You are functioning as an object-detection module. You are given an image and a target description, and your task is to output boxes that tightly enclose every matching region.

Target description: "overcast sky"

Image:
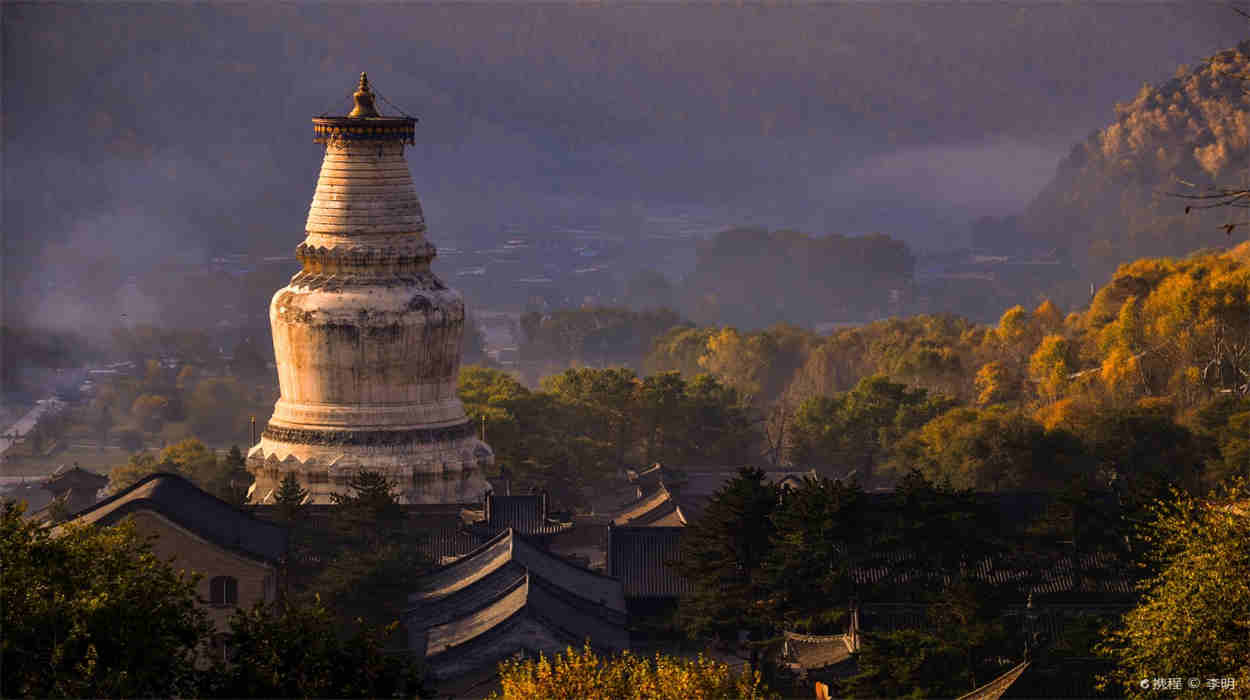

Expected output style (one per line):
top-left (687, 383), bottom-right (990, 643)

top-left (3, 2), bottom-right (1246, 298)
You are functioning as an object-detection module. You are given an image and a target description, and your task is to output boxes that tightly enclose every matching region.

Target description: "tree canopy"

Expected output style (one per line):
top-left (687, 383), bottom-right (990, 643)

top-left (1097, 479), bottom-right (1250, 698)
top-left (1, 502), bottom-right (210, 698)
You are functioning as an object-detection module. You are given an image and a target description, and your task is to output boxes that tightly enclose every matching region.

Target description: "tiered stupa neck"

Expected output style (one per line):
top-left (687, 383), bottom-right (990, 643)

top-left (302, 73), bottom-right (429, 281)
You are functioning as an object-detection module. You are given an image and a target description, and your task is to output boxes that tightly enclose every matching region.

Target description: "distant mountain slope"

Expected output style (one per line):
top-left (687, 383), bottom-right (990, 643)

top-left (1019, 41), bottom-right (1250, 300)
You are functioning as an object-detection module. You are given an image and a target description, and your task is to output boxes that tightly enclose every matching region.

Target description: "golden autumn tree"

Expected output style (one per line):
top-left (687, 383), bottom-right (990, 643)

top-left (698, 327), bottom-right (770, 398)
top-left (1033, 299), bottom-right (1064, 335)
top-left (974, 360), bottom-right (1016, 406)
top-left (490, 644), bottom-right (775, 700)
top-left (1029, 334), bottom-right (1079, 404)
top-left (990, 304), bottom-right (1038, 367)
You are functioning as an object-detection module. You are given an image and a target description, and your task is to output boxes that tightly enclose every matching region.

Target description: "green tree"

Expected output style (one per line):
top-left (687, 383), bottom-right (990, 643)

top-left (108, 451), bottom-right (170, 493)
top-left (329, 469), bottom-right (405, 541)
top-left (311, 470), bottom-right (432, 631)
top-left (202, 597), bottom-right (427, 699)
top-left (106, 439), bottom-right (247, 501)
top-left (763, 476), bottom-right (868, 633)
top-left (877, 471), bottom-right (1004, 592)
top-left (678, 374), bottom-right (757, 467)
top-left (840, 581), bottom-right (1012, 700)
top-left (892, 407), bottom-right (1080, 492)
top-left (789, 375), bottom-right (954, 483)
top-left (542, 367), bottom-right (640, 476)
top-left (1070, 404), bottom-right (1209, 501)
top-left (637, 371), bottom-right (689, 466)
top-left (839, 628), bottom-right (972, 699)
top-left (645, 326), bottom-right (716, 378)
top-left (1, 503), bottom-right (211, 698)
top-left (676, 468), bottom-right (779, 656)
top-left (273, 472), bottom-right (309, 522)
top-left (1096, 480), bottom-right (1250, 698)
top-left (218, 444), bottom-right (252, 505)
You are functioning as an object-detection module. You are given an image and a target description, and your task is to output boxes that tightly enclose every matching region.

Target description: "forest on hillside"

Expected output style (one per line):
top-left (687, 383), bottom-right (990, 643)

top-left (465, 242), bottom-right (1250, 508)
top-left (1018, 40), bottom-right (1250, 307)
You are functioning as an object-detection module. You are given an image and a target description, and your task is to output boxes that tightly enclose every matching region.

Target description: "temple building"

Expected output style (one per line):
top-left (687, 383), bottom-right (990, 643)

top-left (247, 74), bottom-right (492, 504)
top-left (59, 473), bottom-right (287, 631)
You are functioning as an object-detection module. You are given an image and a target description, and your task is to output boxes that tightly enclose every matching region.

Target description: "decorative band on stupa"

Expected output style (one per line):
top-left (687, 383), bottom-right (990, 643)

top-left (246, 72), bottom-right (493, 505)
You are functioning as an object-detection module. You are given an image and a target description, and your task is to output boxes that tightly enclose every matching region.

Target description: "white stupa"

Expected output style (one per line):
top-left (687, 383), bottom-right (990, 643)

top-left (247, 73), bottom-right (492, 504)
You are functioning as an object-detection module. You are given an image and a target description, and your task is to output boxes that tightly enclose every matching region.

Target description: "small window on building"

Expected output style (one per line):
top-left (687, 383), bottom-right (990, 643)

top-left (209, 576), bottom-right (238, 606)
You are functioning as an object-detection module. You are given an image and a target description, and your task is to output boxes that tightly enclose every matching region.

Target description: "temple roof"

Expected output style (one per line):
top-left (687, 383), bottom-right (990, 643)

top-left (474, 491), bottom-right (573, 536)
top-left (409, 527), bottom-right (625, 611)
top-left (777, 631), bottom-right (856, 671)
top-left (406, 528), bottom-right (628, 680)
top-left (62, 473), bottom-right (287, 564)
top-left (610, 483), bottom-right (688, 527)
top-left (621, 466), bottom-right (820, 524)
top-left (957, 661), bottom-right (1030, 700)
top-left (45, 464), bottom-right (108, 493)
top-left (846, 547), bottom-right (1136, 597)
top-left (606, 525), bottom-right (692, 598)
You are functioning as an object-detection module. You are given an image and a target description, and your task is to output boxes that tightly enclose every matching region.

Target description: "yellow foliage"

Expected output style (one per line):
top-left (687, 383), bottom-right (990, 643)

top-left (1135, 395), bottom-right (1176, 417)
top-left (974, 361), bottom-right (1014, 406)
top-left (490, 644), bottom-right (774, 700)
top-left (1100, 346), bottom-right (1142, 401)
top-left (996, 305), bottom-right (1032, 348)
top-left (1033, 299), bottom-right (1064, 333)
top-left (1029, 335), bottom-right (1077, 403)
top-left (697, 327), bottom-right (780, 399)
top-left (1034, 397), bottom-right (1087, 432)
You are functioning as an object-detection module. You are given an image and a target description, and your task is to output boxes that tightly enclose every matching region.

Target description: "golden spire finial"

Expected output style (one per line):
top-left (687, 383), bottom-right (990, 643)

top-left (348, 71), bottom-right (379, 118)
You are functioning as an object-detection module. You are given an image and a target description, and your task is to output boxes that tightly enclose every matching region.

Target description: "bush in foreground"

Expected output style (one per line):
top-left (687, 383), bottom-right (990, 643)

top-left (491, 643), bottom-right (775, 700)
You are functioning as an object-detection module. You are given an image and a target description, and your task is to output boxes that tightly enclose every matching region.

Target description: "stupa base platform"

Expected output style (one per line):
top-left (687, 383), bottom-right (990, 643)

top-left (246, 429), bottom-right (493, 505)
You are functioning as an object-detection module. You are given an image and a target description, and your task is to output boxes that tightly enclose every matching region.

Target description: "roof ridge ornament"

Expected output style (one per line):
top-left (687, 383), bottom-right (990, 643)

top-left (348, 72), bottom-right (380, 118)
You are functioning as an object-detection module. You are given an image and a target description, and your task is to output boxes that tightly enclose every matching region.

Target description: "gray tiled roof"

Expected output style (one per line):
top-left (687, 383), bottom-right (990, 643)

top-left (606, 525), bottom-right (692, 598)
top-left (63, 472), bottom-right (287, 564)
top-left (777, 631), bottom-right (855, 671)
top-left (848, 548), bottom-right (1136, 596)
top-left (957, 661), bottom-right (1030, 700)
top-left (611, 484), bottom-right (688, 527)
top-left (46, 465), bottom-right (108, 493)
top-left (406, 528), bottom-right (629, 681)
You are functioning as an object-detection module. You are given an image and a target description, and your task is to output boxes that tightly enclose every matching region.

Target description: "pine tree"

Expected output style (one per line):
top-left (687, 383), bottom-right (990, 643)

top-left (675, 467), bottom-right (779, 655)
top-left (220, 445), bottom-right (251, 505)
top-left (224, 445), bottom-right (245, 469)
top-left (273, 473), bottom-right (308, 522)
